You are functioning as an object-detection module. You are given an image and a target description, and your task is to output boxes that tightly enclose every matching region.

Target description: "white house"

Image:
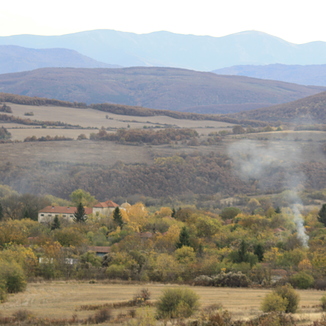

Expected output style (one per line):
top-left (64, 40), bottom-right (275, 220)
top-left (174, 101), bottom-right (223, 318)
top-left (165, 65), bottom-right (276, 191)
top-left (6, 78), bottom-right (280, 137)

top-left (38, 206), bottom-right (93, 223)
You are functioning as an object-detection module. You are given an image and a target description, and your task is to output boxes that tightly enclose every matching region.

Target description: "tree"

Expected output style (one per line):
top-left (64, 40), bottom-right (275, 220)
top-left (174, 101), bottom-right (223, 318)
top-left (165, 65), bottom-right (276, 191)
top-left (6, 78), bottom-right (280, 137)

top-left (318, 204), bottom-right (326, 226)
top-left (74, 203), bottom-right (87, 223)
top-left (0, 203), bottom-right (3, 221)
top-left (176, 226), bottom-right (191, 249)
top-left (51, 216), bottom-right (61, 230)
top-left (70, 189), bottom-right (96, 207)
top-left (113, 207), bottom-right (123, 228)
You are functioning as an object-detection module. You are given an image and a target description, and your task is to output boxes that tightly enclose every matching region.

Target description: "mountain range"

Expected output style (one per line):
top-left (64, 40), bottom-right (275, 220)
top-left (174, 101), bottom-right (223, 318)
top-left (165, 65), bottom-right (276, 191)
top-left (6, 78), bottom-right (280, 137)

top-left (0, 45), bottom-right (118, 74)
top-left (0, 67), bottom-right (324, 113)
top-left (1, 30), bottom-right (326, 71)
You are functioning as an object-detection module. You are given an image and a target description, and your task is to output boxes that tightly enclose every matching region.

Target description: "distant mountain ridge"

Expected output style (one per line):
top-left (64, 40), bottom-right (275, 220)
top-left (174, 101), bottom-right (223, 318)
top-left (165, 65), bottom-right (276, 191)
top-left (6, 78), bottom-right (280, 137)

top-left (213, 64), bottom-right (326, 87)
top-left (1, 30), bottom-right (326, 71)
top-left (0, 45), bottom-right (118, 74)
top-left (0, 67), bottom-right (324, 114)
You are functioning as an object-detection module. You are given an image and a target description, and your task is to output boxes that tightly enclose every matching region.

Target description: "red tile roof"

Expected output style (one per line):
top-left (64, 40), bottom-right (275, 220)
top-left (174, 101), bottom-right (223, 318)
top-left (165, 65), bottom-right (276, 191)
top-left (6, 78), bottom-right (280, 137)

top-left (93, 200), bottom-right (119, 208)
top-left (39, 206), bottom-right (92, 215)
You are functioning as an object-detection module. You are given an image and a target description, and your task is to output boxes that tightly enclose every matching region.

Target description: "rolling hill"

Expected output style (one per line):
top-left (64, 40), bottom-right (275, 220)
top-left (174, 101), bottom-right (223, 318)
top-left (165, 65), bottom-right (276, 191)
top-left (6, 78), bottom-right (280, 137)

top-left (0, 67), bottom-right (324, 114)
top-left (1, 30), bottom-right (326, 71)
top-left (213, 64), bottom-right (326, 87)
top-left (228, 91), bottom-right (326, 123)
top-left (0, 45), bottom-right (118, 74)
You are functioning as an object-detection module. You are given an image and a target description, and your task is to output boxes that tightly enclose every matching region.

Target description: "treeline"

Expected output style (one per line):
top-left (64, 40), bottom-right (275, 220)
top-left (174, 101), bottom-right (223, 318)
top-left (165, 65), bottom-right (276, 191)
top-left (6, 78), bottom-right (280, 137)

top-left (0, 92), bottom-right (86, 108)
top-left (0, 113), bottom-right (81, 128)
top-left (2, 152), bottom-right (326, 205)
top-left (89, 128), bottom-right (199, 144)
top-left (91, 103), bottom-right (269, 127)
top-left (24, 135), bottom-right (73, 142)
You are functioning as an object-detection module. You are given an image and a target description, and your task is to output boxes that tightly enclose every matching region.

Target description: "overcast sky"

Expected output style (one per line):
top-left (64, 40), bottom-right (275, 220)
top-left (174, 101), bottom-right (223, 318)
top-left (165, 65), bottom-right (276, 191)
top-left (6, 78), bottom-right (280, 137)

top-left (0, 0), bottom-right (324, 44)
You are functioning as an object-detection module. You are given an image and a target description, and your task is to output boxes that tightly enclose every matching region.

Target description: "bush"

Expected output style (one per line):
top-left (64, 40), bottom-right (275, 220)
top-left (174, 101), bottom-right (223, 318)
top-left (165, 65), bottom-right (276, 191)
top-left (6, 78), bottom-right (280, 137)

top-left (261, 293), bottom-right (288, 313)
top-left (321, 294), bottom-right (326, 311)
top-left (0, 261), bottom-right (27, 293)
top-left (274, 284), bottom-right (300, 313)
top-left (212, 271), bottom-right (250, 287)
top-left (156, 288), bottom-right (200, 319)
top-left (93, 308), bottom-right (112, 324)
top-left (289, 271), bottom-right (314, 289)
top-left (193, 275), bottom-right (213, 286)
top-left (0, 281), bottom-right (7, 302)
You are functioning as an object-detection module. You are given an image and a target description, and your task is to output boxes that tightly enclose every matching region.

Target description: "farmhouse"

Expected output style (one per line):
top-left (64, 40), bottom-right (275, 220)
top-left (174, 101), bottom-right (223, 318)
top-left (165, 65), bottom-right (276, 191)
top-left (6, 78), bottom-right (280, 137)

top-left (38, 206), bottom-right (93, 223)
top-left (38, 200), bottom-right (122, 223)
top-left (92, 200), bottom-right (119, 216)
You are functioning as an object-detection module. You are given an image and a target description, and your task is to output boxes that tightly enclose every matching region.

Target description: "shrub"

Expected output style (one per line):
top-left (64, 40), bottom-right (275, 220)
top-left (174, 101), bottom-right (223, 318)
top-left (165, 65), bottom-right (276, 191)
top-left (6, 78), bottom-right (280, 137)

top-left (0, 261), bottom-right (27, 293)
top-left (321, 294), bottom-right (326, 311)
top-left (315, 279), bottom-right (326, 290)
top-left (0, 281), bottom-right (7, 302)
top-left (212, 271), bottom-right (250, 287)
top-left (91, 308), bottom-right (112, 324)
top-left (193, 275), bottom-right (213, 286)
top-left (261, 293), bottom-right (288, 313)
top-left (274, 284), bottom-right (300, 313)
top-left (156, 288), bottom-right (200, 319)
top-left (289, 271), bottom-right (314, 289)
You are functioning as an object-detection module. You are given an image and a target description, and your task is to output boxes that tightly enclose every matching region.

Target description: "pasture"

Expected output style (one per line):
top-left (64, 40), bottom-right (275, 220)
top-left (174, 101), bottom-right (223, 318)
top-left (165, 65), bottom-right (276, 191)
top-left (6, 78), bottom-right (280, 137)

top-left (0, 282), bottom-right (324, 324)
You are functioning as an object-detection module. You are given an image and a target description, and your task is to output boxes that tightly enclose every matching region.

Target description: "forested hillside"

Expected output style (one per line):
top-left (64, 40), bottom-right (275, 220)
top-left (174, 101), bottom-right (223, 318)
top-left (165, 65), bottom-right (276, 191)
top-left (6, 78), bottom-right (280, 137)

top-left (0, 67), bottom-right (324, 114)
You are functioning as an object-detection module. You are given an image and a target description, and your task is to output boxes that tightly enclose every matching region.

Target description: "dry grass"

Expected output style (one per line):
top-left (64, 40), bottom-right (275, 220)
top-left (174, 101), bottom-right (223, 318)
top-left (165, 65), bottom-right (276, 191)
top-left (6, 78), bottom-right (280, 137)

top-left (2, 103), bottom-right (234, 141)
top-left (0, 281), bottom-right (324, 323)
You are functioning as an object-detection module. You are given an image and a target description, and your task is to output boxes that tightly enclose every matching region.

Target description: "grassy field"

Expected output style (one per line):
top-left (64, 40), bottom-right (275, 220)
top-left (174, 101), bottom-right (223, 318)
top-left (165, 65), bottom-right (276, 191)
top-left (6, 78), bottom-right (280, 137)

top-left (0, 281), bottom-right (324, 324)
top-left (3, 103), bottom-right (235, 141)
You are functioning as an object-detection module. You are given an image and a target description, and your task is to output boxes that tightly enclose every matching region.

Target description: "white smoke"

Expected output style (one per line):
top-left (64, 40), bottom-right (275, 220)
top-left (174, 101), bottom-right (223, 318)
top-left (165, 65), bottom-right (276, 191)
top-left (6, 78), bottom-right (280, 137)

top-left (228, 139), bottom-right (309, 247)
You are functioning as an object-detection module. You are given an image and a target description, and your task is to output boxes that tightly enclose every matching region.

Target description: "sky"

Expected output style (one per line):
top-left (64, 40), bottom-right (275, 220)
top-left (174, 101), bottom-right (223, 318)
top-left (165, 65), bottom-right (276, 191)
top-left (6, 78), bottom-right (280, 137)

top-left (0, 0), bottom-right (325, 44)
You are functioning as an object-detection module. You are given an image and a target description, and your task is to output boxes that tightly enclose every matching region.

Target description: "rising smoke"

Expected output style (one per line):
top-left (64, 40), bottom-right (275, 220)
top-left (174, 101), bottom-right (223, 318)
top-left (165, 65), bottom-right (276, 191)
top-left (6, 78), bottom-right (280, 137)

top-left (227, 139), bottom-right (309, 247)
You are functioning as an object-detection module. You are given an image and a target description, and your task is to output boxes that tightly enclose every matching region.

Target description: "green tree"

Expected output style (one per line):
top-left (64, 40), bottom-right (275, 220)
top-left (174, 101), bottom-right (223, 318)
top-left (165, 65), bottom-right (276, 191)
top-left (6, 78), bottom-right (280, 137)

top-left (74, 203), bottom-right (87, 223)
top-left (113, 207), bottom-right (123, 228)
top-left (176, 226), bottom-right (191, 249)
top-left (70, 189), bottom-right (95, 207)
top-left (318, 204), bottom-right (326, 226)
top-left (156, 288), bottom-right (200, 319)
top-left (0, 203), bottom-right (3, 221)
top-left (51, 216), bottom-right (61, 230)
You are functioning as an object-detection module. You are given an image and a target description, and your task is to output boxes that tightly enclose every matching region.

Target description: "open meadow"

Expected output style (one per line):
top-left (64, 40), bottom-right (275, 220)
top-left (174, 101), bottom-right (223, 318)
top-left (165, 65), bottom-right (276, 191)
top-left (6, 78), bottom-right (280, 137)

top-left (0, 281), bottom-right (324, 324)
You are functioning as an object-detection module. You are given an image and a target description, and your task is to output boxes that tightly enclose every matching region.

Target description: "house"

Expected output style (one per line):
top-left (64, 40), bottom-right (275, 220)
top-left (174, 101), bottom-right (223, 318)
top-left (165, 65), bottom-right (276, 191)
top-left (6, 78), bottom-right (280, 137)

top-left (38, 200), bottom-right (122, 223)
top-left (92, 200), bottom-right (119, 216)
top-left (38, 206), bottom-right (92, 223)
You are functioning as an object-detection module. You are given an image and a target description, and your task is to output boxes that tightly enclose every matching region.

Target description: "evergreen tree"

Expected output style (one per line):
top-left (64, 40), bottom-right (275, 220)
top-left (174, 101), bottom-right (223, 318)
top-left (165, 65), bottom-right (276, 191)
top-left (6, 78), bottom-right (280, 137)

top-left (176, 226), bottom-right (191, 248)
top-left (254, 243), bottom-right (265, 262)
top-left (113, 207), bottom-right (123, 228)
top-left (171, 208), bottom-right (176, 218)
top-left (0, 203), bottom-right (3, 221)
top-left (318, 204), bottom-right (326, 227)
top-left (74, 203), bottom-right (87, 223)
top-left (51, 216), bottom-right (61, 230)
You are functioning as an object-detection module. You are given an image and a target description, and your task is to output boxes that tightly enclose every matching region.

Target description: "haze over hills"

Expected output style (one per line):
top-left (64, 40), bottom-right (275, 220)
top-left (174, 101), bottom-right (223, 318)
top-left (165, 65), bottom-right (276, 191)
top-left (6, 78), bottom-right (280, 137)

top-left (1, 30), bottom-right (326, 71)
top-left (213, 64), bottom-right (326, 87)
top-left (0, 67), bottom-right (324, 114)
top-left (0, 45), bottom-right (118, 74)
top-left (228, 91), bottom-right (326, 123)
